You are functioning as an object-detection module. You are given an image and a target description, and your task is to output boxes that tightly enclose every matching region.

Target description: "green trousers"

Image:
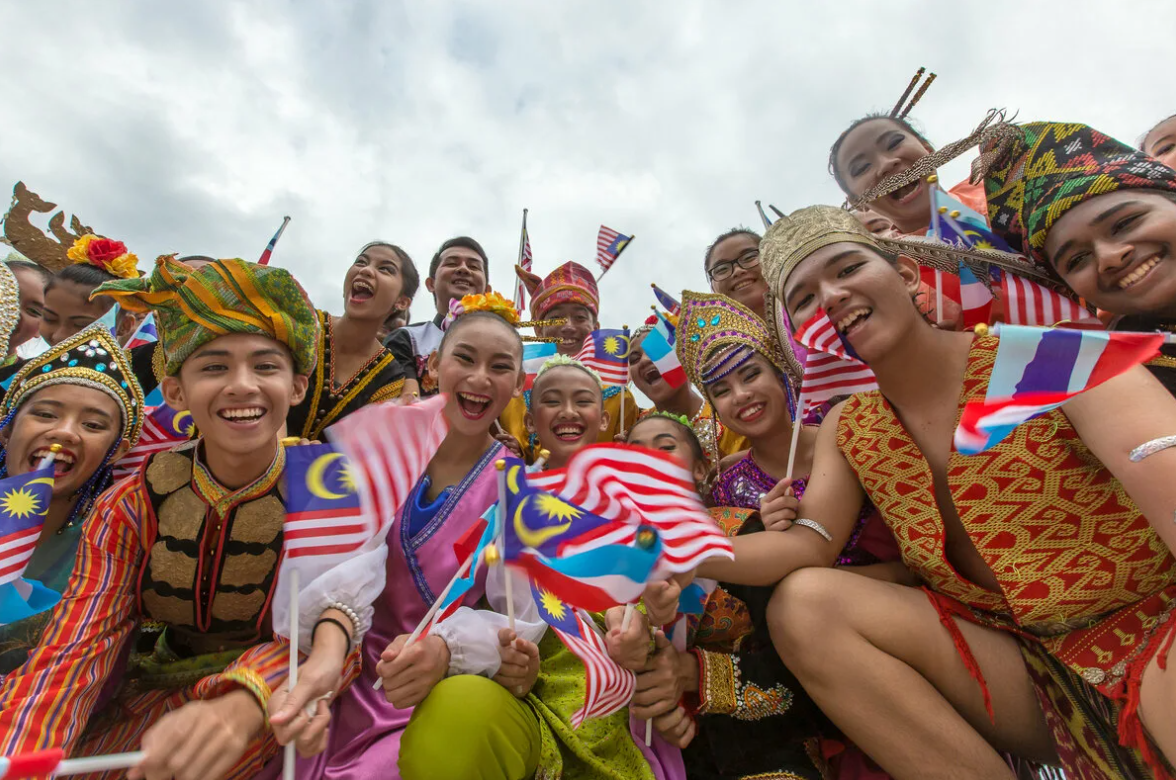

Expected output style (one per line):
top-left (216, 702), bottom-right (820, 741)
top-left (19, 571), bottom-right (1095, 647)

top-left (400, 675), bottom-right (542, 780)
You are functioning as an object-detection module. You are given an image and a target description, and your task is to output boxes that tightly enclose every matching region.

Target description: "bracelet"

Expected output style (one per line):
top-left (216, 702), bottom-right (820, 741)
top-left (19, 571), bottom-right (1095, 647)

top-left (327, 601), bottom-right (362, 639)
top-left (794, 518), bottom-right (833, 542)
top-left (220, 667), bottom-right (272, 731)
top-left (312, 617), bottom-right (353, 655)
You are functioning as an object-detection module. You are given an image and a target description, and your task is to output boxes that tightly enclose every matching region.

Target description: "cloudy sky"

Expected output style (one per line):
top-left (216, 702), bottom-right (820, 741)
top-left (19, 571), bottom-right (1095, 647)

top-left (2, 0), bottom-right (1172, 334)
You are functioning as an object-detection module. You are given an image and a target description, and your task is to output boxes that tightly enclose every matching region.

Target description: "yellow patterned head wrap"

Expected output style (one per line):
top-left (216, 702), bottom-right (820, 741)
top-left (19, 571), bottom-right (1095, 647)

top-left (91, 255), bottom-right (320, 376)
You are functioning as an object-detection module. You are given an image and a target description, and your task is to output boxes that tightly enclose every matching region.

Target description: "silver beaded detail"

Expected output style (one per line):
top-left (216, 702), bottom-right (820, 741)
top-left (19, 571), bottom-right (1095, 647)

top-left (794, 518), bottom-right (833, 542)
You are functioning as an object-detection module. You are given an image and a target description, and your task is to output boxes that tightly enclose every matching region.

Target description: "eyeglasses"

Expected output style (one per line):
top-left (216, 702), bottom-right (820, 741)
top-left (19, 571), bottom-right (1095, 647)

top-left (707, 251), bottom-right (760, 282)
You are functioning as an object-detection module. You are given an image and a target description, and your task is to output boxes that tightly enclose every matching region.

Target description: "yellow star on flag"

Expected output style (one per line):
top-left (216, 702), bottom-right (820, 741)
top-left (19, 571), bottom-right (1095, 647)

top-left (2, 487), bottom-right (42, 519)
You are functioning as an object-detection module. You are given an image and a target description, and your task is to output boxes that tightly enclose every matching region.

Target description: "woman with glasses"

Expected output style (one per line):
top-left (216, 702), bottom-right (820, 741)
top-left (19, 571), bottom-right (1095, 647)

top-left (704, 228), bottom-right (769, 322)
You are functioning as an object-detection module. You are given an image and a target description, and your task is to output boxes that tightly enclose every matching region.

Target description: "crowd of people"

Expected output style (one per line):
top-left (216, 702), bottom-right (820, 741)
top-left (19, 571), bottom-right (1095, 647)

top-left (0, 82), bottom-right (1173, 780)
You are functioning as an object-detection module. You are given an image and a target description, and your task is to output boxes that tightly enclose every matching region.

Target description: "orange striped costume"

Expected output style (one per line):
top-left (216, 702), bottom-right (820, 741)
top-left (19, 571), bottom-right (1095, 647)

top-left (0, 444), bottom-right (358, 779)
top-left (837, 335), bottom-right (1176, 779)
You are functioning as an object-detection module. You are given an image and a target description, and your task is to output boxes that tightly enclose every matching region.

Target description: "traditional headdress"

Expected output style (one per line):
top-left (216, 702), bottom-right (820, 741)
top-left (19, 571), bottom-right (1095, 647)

top-left (67, 234), bottom-right (140, 279)
top-left (515, 261), bottom-right (599, 320)
top-left (0, 261), bottom-right (22, 358)
top-left (92, 255), bottom-right (320, 376)
top-left (0, 323), bottom-right (146, 528)
top-left (979, 121), bottom-right (1176, 267)
top-left (440, 291), bottom-right (563, 342)
top-left (676, 290), bottom-right (791, 391)
top-left (535, 353), bottom-right (603, 389)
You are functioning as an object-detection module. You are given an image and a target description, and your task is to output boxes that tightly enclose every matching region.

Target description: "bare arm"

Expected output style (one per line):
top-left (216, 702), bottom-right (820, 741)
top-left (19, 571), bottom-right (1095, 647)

top-left (699, 403), bottom-right (867, 586)
top-left (1063, 364), bottom-right (1176, 554)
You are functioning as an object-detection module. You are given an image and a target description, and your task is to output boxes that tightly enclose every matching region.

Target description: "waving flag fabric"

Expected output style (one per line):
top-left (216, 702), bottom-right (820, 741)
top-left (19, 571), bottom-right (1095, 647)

top-left (93, 303), bottom-right (121, 339)
top-left (1000, 272), bottom-right (1101, 328)
top-left (651, 284), bottom-right (680, 317)
top-left (0, 462), bottom-right (57, 625)
top-left (258, 216), bottom-right (291, 266)
top-left (283, 443), bottom-right (368, 562)
top-left (595, 226), bottom-right (633, 272)
top-left (929, 187), bottom-right (1015, 253)
top-left (514, 213), bottom-right (533, 312)
top-left (638, 313), bottom-right (686, 389)
top-left (424, 510), bottom-right (496, 637)
top-left (797, 351), bottom-right (878, 422)
top-left (575, 329), bottom-right (630, 386)
top-left (111, 405), bottom-right (194, 480)
top-left (523, 342), bottom-right (558, 391)
top-left (955, 325), bottom-right (1162, 454)
top-left (0, 748), bottom-right (65, 779)
top-left (793, 309), bottom-right (861, 362)
top-left (124, 313), bottom-right (158, 350)
top-left (532, 582), bottom-right (635, 727)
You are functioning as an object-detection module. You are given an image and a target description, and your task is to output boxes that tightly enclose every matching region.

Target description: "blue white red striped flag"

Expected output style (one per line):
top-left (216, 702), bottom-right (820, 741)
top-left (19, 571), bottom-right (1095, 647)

top-left (523, 342), bottom-right (558, 391)
top-left (124, 313), bottom-right (158, 350)
top-left (595, 226), bottom-right (633, 273)
top-left (575, 329), bottom-right (630, 386)
top-left (423, 509), bottom-right (496, 636)
top-left (651, 284), bottom-right (680, 317)
top-left (638, 312), bottom-right (686, 389)
top-left (955, 325), bottom-right (1162, 454)
top-left (258, 216), bottom-right (291, 266)
top-left (514, 212), bottom-right (533, 313)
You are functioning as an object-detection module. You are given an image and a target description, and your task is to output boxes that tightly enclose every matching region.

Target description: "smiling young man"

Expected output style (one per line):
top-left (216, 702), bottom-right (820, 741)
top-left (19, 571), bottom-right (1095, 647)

top-left (0, 257), bottom-right (361, 780)
top-left (384, 236), bottom-right (489, 398)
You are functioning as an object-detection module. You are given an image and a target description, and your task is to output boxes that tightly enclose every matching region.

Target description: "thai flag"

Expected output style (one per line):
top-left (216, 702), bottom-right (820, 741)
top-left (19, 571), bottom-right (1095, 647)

top-left (595, 226), bottom-right (633, 273)
top-left (532, 582), bottom-right (635, 728)
top-left (793, 309), bottom-right (861, 362)
top-left (575, 329), bottom-right (630, 386)
top-left (124, 313), bottom-right (158, 350)
top-left (526, 444), bottom-right (733, 573)
top-left (0, 748), bottom-right (64, 778)
top-left (523, 342), bottom-right (558, 391)
top-left (1000, 272), bottom-right (1102, 328)
top-left (111, 405), bottom-right (194, 480)
top-left (639, 314), bottom-right (686, 389)
top-left (258, 216), bottom-right (291, 266)
top-left (651, 284), bottom-right (680, 317)
top-left (954, 325), bottom-right (1162, 454)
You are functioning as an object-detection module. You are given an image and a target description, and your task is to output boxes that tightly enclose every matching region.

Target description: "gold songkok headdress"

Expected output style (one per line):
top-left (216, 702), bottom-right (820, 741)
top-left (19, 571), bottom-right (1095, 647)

top-left (675, 290), bottom-right (789, 390)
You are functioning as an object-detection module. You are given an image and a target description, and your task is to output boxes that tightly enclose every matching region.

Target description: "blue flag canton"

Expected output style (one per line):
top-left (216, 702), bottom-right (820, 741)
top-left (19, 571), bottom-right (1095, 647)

top-left (0, 464), bottom-right (54, 534)
top-left (929, 189), bottom-right (1014, 253)
top-left (591, 330), bottom-right (630, 365)
top-left (530, 580), bottom-right (581, 635)
top-left (151, 405), bottom-right (196, 438)
top-left (501, 460), bottom-right (616, 559)
top-left (606, 234), bottom-right (633, 257)
top-left (284, 444), bottom-right (361, 516)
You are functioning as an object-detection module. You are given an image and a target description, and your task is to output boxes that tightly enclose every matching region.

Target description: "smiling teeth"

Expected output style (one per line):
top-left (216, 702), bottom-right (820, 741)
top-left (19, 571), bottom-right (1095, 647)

top-left (836, 308), bottom-right (870, 333)
top-left (737, 404), bottom-right (764, 421)
top-left (457, 392), bottom-right (489, 404)
top-left (32, 448), bottom-right (74, 464)
top-left (1118, 257), bottom-right (1160, 289)
top-left (353, 280), bottom-right (374, 294)
top-left (221, 407), bottom-right (264, 420)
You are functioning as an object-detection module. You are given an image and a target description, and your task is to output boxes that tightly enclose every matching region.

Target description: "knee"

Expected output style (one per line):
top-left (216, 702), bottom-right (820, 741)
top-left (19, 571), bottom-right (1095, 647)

top-left (400, 675), bottom-right (538, 780)
top-left (767, 567), bottom-right (847, 671)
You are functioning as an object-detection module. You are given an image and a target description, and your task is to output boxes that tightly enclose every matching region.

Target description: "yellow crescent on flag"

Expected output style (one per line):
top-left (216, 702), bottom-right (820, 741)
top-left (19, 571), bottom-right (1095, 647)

top-left (307, 451), bottom-right (347, 500)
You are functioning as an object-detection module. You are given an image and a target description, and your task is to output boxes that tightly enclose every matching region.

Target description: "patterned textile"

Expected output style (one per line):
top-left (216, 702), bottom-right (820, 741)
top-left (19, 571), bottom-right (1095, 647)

top-left (981, 121), bottom-right (1176, 266)
top-left (0, 442), bottom-right (360, 763)
top-left (836, 334), bottom-right (1176, 773)
top-left (93, 255), bottom-right (320, 376)
top-left (286, 310), bottom-right (407, 440)
top-left (676, 291), bottom-right (795, 393)
top-left (0, 323), bottom-right (145, 445)
top-left (515, 261), bottom-right (599, 320)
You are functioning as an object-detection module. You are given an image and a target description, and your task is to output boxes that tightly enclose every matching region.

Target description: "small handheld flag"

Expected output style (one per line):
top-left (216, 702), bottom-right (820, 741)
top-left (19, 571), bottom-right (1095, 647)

top-left (514, 209), bottom-right (533, 313)
top-left (124, 313), bottom-right (158, 350)
top-left (523, 342), bottom-right (558, 391)
top-left (595, 226), bottom-right (633, 276)
top-left (111, 404), bottom-right (194, 480)
top-left (0, 449), bottom-right (59, 625)
top-left (639, 311), bottom-right (686, 389)
top-left (258, 216), bottom-right (291, 266)
top-left (650, 284), bottom-right (680, 317)
top-left (793, 309), bottom-right (861, 362)
top-left (575, 329), bottom-right (630, 386)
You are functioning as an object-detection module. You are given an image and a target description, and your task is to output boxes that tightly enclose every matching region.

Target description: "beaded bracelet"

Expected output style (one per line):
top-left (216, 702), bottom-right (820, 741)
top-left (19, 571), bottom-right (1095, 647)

top-left (327, 601), bottom-right (362, 639)
top-left (220, 667), bottom-right (272, 730)
top-left (794, 517), bottom-right (833, 542)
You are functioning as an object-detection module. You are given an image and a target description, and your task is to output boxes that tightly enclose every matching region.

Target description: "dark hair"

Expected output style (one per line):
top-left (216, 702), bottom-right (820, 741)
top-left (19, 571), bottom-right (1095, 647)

top-left (1141, 113), bottom-right (1176, 150)
top-left (5, 259), bottom-right (50, 285)
top-left (531, 361), bottom-right (603, 399)
top-left (704, 227), bottom-right (760, 271)
top-left (627, 414), bottom-right (706, 470)
top-left (827, 113), bottom-right (934, 195)
top-left (429, 236), bottom-right (488, 279)
top-left (44, 263), bottom-right (118, 311)
top-left (436, 311), bottom-right (522, 360)
top-left (357, 241), bottom-right (420, 303)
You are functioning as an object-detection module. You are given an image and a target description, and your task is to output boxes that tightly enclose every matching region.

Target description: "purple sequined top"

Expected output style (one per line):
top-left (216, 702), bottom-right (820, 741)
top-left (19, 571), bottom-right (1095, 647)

top-left (709, 451), bottom-right (881, 567)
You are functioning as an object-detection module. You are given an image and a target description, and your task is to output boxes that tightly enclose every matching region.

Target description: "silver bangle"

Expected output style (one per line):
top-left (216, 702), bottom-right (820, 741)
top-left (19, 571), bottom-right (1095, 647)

top-left (794, 518), bottom-right (833, 543)
top-left (327, 601), bottom-right (362, 641)
top-left (1129, 435), bottom-right (1176, 462)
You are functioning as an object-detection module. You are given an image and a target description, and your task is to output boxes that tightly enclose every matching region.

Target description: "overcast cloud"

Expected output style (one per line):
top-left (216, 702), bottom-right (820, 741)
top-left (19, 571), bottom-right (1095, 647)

top-left (2, 0), bottom-right (1172, 336)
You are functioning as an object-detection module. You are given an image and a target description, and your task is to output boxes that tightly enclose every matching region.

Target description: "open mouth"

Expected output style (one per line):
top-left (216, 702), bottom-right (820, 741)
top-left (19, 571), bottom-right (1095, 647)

top-left (736, 403), bottom-right (766, 423)
top-left (888, 178), bottom-right (923, 206)
top-left (552, 422), bottom-right (586, 442)
top-left (450, 277), bottom-right (474, 293)
top-left (217, 406), bottom-right (267, 427)
top-left (456, 391), bottom-right (491, 420)
top-left (835, 307), bottom-right (872, 336)
top-left (640, 365), bottom-right (662, 385)
top-left (350, 278), bottom-right (375, 303)
top-left (31, 446), bottom-right (75, 477)
top-left (1116, 255), bottom-right (1160, 290)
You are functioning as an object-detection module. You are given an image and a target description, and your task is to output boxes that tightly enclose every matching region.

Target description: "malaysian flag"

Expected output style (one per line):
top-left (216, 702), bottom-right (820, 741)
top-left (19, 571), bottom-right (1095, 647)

top-left (793, 310), bottom-right (877, 421)
top-left (575, 329), bottom-right (630, 386)
top-left (325, 393), bottom-right (449, 533)
top-left (258, 216), bottom-right (291, 266)
top-left (532, 581), bottom-right (635, 728)
top-left (595, 226), bottom-right (633, 273)
top-left (422, 511), bottom-right (496, 637)
top-left (124, 313), bottom-right (158, 350)
top-left (514, 210), bottom-right (533, 313)
top-left (1000, 272), bottom-right (1102, 328)
top-left (0, 460), bottom-right (57, 626)
top-left (527, 444), bottom-right (733, 573)
top-left (111, 405), bottom-right (194, 480)
top-left (282, 443), bottom-right (369, 563)
top-left (793, 308), bottom-right (861, 361)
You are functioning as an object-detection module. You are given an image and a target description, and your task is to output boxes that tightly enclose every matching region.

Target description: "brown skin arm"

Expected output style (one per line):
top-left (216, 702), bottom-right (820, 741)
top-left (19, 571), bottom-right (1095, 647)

top-left (1062, 364), bottom-right (1176, 555)
top-left (698, 403), bottom-right (868, 586)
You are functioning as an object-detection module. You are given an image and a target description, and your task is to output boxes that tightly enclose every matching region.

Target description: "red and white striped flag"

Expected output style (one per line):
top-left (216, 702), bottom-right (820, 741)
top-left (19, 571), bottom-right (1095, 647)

top-left (326, 393), bottom-right (450, 533)
top-left (595, 226), bottom-right (633, 273)
top-left (798, 351), bottom-right (878, 421)
top-left (527, 444), bottom-right (731, 573)
top-left (1000, 272), bottom-right (1101, 328)
top-left (574, 330), bottom-right (631, 387)
top-left (514, 211), bottom-right (533, 313)
top-left (793, 309), bottom-right (861, 361)
top-left (111, 405), bottom-right (193, 480)
top-left (562, 608), bottom-right (636, 727)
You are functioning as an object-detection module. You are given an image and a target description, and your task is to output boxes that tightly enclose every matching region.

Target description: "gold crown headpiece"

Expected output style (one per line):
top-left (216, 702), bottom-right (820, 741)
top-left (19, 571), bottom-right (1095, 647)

top-left (1, 181), bottom-right (98, 273)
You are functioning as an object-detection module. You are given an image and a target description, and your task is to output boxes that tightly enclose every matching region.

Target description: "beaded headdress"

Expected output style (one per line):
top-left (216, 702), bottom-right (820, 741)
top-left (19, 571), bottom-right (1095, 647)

top-left (535, 353), bottom-right (603, 390)
top-left (675, 291), bottom-right (791, 392)
top-left (1, 323), bottom-right (145, 446)
top-left (93, 255), bottom-right (320, 376)
top-left (68, 234), bottom-right (140, 279)
top-left (515, 261), bottom-right (599, 320)
top-left (0, 261), bottom-right (22, 358)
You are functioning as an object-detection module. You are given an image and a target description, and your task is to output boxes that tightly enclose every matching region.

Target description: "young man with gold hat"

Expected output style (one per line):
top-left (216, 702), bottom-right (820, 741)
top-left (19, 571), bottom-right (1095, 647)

top-left (0, 257), bottom-right (361, 780)
top-left (499, 261), bottom-right (639, 458)
top-left (699, 205), bottom-right (1176, 778)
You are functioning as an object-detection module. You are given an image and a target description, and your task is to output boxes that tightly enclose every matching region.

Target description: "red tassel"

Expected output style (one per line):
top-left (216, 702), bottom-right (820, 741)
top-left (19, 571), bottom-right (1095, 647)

top-left (922, 588), bottom-right (995, 724)
top-left (1117, 613), bottom-right (1176, 773)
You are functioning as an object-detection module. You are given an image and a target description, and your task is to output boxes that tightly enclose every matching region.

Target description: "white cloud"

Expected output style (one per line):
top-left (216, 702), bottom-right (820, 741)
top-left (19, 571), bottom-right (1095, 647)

top-left (1, 0), bottom-right (1172, 344)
